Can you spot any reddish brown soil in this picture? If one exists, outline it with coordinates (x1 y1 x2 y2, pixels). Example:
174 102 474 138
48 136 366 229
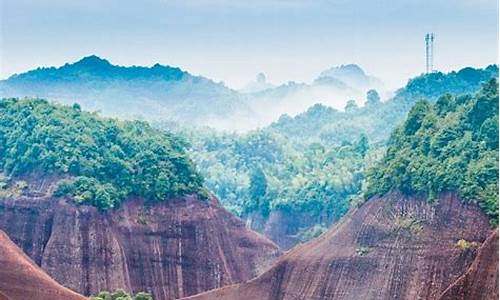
183 193 493 300
0 230 86 300
0 195 281 300
438 229 499 300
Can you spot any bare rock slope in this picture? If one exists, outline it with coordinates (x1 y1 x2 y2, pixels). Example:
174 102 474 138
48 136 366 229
438 229 499 300
0 195 280 299
0 230 86 300
184 193 494 300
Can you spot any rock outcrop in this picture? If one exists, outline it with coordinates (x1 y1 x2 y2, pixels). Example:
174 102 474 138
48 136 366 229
0 230 86 300
183 192 493 300
0 194 281 299
438 229 499 300
247 209 334 250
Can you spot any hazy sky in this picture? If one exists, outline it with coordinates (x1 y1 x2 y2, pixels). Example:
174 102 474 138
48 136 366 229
0 0 498 89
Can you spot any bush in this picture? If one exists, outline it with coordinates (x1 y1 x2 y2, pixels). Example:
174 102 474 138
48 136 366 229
91 289 153 300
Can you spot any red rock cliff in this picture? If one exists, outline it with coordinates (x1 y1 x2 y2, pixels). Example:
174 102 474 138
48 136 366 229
438 229 499 300
0 230 86 300
0 195 281 299
183 192 493 300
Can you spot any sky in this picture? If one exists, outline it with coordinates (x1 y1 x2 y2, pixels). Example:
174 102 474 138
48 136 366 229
0 0 498 90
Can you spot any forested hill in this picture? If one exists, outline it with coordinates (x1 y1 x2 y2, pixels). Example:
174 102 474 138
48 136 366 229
366 79 499 224
0 98 205 209
6 55 188 82
0 56 256 131
270 65 498 146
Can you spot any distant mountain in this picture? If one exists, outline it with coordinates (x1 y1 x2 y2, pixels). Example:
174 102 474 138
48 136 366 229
270 65 499 145
1 58 389 131
0 55 257 131
317 64 384 91
241 64 386 124
240 72 275 93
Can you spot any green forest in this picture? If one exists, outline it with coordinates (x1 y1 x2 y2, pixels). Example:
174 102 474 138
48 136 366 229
187 128 381 221
366 79 499 224
153 126 382 241
154 66 498 241
0 98 205 209
271 65 498 146
0 66 497 235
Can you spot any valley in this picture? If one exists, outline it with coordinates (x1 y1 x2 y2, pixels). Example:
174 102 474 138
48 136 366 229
0 59 498 300
1 1 498 299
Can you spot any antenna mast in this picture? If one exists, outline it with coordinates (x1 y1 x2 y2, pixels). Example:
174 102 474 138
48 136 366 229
425 33 435 73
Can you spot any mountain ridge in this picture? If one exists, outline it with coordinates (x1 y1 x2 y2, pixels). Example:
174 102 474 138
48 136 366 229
0 189 281 299
182 192 494 300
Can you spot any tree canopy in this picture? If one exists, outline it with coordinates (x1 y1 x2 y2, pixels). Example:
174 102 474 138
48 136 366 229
271 65 498 146
0 98 206 209
366 79 499 224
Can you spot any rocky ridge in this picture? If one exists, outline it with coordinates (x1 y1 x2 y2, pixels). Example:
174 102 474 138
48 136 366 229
183 192 494 300
0 187 281 300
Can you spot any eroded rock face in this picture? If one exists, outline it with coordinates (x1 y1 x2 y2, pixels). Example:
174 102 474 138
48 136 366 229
184 193 493 300
247 209 336 250
438 229 499 300
0 195 281 299
0 230 86 300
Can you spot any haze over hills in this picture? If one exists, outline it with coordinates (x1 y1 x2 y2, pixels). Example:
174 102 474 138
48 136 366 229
182 75 500 300
242 63 387 123
1 70 497 300
0 55 257 131
270 65 499 145
0 56 387 131
165 67 499 250
1 1 498 299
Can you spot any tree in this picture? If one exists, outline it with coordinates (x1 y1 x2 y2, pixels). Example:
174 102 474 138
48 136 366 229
403 100 430 135
344 99 358 113
354 134 369 157
479 116 499 149
365 89 380 106
249 168 267 202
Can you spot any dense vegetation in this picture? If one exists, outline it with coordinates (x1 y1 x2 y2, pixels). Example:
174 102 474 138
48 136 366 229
90 289 152 300
0 98 205 209
155 66 498 243
157 121 383 241
366 79 499 224
271 65 498 146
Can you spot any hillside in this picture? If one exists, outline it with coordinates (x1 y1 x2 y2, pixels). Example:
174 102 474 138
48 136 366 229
0 56 256 130
182 193 493 300
241 64 385 124
366 78 499 223
157 67 497 250
0 99 281 299
174 127 381 249
0 98 205 210
0 184 281 300
270 65 498 146
181 78 499 300
0 59 388 131
438 229 499 300
0 230 86 300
